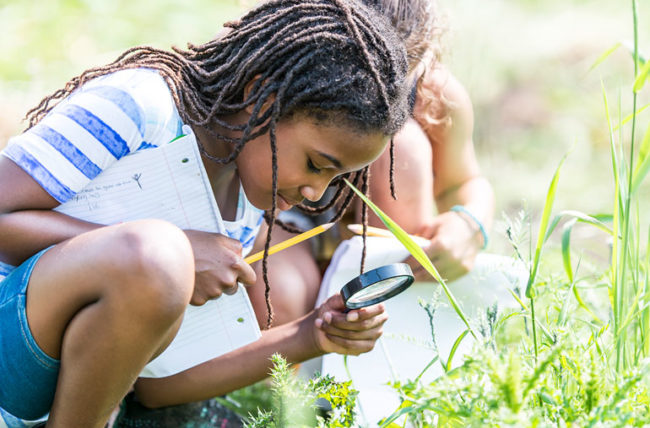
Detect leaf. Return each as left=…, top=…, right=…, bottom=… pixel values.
left=413, top=354, right=440, bottom=384
left=525, top=153, right=568, bottom=298
left=622, top=39, right=648, bottom=65
left=633, top=55, right=650, bottom=92
left=586, top=42, right=622, bottom=75
left=561, top=218, right=578, bottom=283
left=613, top=102, right=650, bottom=131
left=446, top=329, right=470, bottom=372
left=344, top=178, right=477, bottom=338
left=559, top=220, right=604, bottom=325
left=631, top=124, right=650, bottom=193
left=544, top=210, right=615, bottom=244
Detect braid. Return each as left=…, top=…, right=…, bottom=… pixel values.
left=359, top=166, right=371, bottom=274
left=261, top=124, right=279, bottom=329
left=389, top=137, right=398, bottom=199
left=26, top=0, right=409, bottom=328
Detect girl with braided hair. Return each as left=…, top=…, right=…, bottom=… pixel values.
left=248, top=0, right=495, bottom=327
left=0, top=0, right=409, bottom=426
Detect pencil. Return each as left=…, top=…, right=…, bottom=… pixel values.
left=347, top=224, right=395, bottom=238
left=347, top=224, right=430, bottom=246
left=244, top=222, right=335, bottom=264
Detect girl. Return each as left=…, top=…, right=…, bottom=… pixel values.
left=0, top=0, right=409, bottom=427
left=248, top=0, right=495, bottom=324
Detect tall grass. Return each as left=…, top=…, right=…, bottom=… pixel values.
left=243, top=2, right=650, bottom=426
left=607, top=0, right=650, bottom=372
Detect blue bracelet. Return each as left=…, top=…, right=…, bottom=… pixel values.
left=450, top=205, right=489, bottom=250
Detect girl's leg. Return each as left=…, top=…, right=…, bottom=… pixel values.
left=25, top=219, right=194, bottom=428
left=248, top=227, right=321, bottom=327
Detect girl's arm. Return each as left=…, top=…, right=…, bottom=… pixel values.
left=0, top=156, right=256, bottom=303
left=366, top=66, right=494, bottom=280
left=421, top=67, right=494, bottom=232
left=0, top=157, right=100, bottom=265
left=413, top=67, right=495, bottom=280
left=133, top=294, right=387, bottom=408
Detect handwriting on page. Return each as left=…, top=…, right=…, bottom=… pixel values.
left=56, top=136, right=221, bottom=232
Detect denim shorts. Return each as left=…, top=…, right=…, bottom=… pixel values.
left=0, top=248, right=59, bottom=421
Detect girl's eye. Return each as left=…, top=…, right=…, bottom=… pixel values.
left=307, top=158, right=321, bottom=174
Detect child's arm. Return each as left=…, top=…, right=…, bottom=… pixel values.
left=416, top=67, right=494, bottom=279
left=367, top=66, right=494, bottom=281
left=133, top=294, right=387, bottom=408
left=0, top=156, right=257, bottom=309
left=0, top=157, right=100, bottom=265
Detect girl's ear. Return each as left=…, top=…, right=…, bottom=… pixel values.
left=243, top=75, right=276, bottom=116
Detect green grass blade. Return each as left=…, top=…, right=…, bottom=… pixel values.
left=413, top=354, right=440, bottom=384
left=558, top=219, right=604, bottom=324
left=614, top=102, right=650, bottom=131
left=525, top=153, right=568, bottom=298
left=344, top=178, right=477, bottom=339
left=446, top=329, right=470, bottom=372
left=544, top=210, right=615, bottom=244
left=508, top=289, right=529, bottom=311
left=622, top=39, right=647, bottom=65
left=631, top=124, right=650, bottom=193
left=561, top=218, right=578, bottom=283
left=633, top=51, right=650, bottom=92
left=379, top=405, right=415, bottom=427
left=494, top=311, right=527, bottom=336
left=586, top=42, right=621, bottom=75
left=643, top=226, right=650, bottom=356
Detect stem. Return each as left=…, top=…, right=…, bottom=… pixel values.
left=530, top=297, right=538, bottom=361
left=617, top=0, right=640, bottom=372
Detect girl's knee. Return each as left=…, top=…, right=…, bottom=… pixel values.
left=103, top=220, right=194, bottom=317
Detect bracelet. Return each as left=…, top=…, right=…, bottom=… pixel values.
left=450, top=205, right=489, bottom=250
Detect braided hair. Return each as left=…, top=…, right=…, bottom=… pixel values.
left=25, top=0, right=410, bottom=327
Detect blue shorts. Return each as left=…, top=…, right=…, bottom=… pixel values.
left=0, top=248, right=59, bottom=421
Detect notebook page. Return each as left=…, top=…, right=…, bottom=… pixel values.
left=141, top=284, right=260, bottom=377
left=55, top=129, right=261, bottom=378
left=54, top=133, right=218, bottom=230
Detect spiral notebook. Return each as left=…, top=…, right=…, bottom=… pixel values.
left=54, top=126, right=261, bottom=378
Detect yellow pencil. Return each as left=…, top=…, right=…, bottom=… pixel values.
left=244, top=222, right=335, bottom=264
left=347, top=224, right=395, bottom=238
left=347, top=224, right=430, bottom=246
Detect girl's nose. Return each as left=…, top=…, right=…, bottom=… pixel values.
left=300, top=180, right=329, bottom=203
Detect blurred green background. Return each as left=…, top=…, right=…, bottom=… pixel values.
left=1, top=0, right=648, bottom=252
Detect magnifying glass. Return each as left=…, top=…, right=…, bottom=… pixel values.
left=341, top=263, right=415, bottom=309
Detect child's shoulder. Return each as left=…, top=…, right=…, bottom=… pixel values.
left=81, top=68, right=172, bottom=109
left=85, top=68, right=163, bottom=89
left=79, top=68, right=183, bottom=147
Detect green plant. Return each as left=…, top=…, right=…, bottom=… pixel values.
left=245, top=354, right=359, bottom=428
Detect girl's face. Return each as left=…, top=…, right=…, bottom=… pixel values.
left=235, top=117, right=388, bottom=211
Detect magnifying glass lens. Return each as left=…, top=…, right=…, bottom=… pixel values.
left=341, top=263, right=415, bottom=309
left=346, top=276, right=410, bottom=305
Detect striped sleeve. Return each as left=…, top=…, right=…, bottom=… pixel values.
left=2, top=72, right=154, bottom=203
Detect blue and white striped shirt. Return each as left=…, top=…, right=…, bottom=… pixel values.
left=0, top=68, right=263, bottom=280
left=3, top=68, right=182, bottom=202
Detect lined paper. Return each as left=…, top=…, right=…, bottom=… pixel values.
left=55, top=127, right=261, bottom=378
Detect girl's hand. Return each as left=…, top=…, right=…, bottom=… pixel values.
left=184, top=230, right=257, bottom=306
left=408, top=211, right=482, bottom=282
left=312, top=294, right=388, bottom=356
